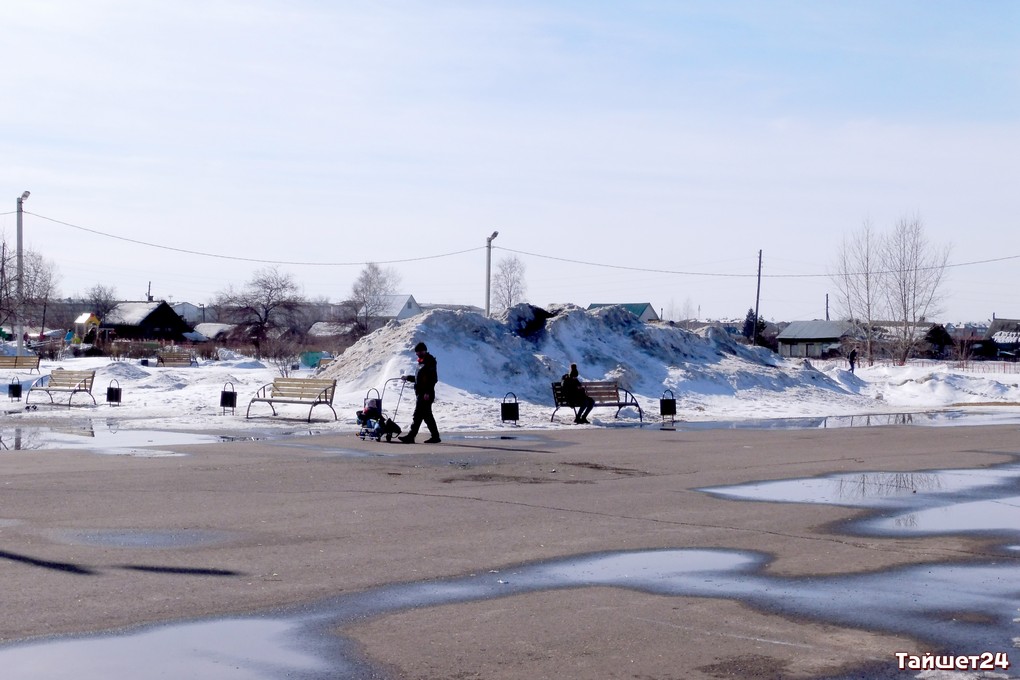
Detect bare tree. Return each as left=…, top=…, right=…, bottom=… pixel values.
left=0, top=239, right=61, bottom=334
left=349, top=262, right=400, bottom=334
left=881, top=216, right=950, bottom=364
left=22, top=250, right=61, bottom=333
left=491, top=255, right=527, bottom=312
left=830, top=219, right=883, bottom=365
left=85, top=283, right=118, bottom=321
left=215, top=267, right=305, bottom=357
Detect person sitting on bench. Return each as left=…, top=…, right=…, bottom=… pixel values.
left=561, top=363, right=595, bottom=424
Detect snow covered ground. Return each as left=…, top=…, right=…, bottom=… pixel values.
left=4, top=305, right=1020, bottom=434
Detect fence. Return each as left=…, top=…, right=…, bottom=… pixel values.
left=809, top=357, right=1020, bottom=375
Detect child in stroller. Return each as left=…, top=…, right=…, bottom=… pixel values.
left=356, top=390, right=402, bottom=442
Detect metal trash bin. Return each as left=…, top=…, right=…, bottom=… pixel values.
left=106, top=379, right=122, bottom=406
left=220, top=381, right=237, bottom=414
left=501, top=392, right=520, bottom=425
left=8, top=377, right=22, bottom=401
left=659, top=389, right=676, bottom=429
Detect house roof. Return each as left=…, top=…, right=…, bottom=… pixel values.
left=194, top=323, right=234, bottom=339
left=104, top=302, right=162, bottom=326
left=587, top=303, right=659, bottom=320
left=360, top=294, right=420, bottom=318
left=987, top=318, right=1020, bottom=339
left=308, top=321, right=356, bottom=336
left=776, top=320, right=856, bottom=341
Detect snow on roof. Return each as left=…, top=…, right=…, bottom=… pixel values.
left=194, top=323, right=235, bottom=338
left=104, top=302, right=161, bottom=325
left=309, top=321, right=355, bottom=336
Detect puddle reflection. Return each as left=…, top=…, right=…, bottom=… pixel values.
left=673, top=409, right=1020, bottom=431
left=0, top=421, right=228, bottom=451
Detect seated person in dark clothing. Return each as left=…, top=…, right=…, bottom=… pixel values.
left=561, top=363, right=595, bottom=424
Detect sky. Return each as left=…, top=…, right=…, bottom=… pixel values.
left=1, top=1, right=1018, bottom=324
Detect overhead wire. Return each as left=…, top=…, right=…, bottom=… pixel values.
left=24, top=210, right=1020, bottom=278
left=27, top=212, right=484, bottom=266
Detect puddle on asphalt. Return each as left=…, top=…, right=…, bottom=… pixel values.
left=666, top=408, right=1020, bottom=431
left=2, top=546, right=1018, bottom=679
left=5, top=425, right=1020, bottom=677
left=702, top=462, right=1020, bottom=541
left=0, top=421, right=228, bottom=452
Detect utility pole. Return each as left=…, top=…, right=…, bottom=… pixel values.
left=484, top=231, right=499, bottom=317
left=15, top=191, right=30, bottom=356
left=752, top=250, right=762, bottom=347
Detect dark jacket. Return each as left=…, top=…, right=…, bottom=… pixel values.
left=411, top=352, right=438, bottom=398
left=561, top=373, right=587, bottom=407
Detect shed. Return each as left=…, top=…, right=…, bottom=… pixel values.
left=776, top=320, right=858, bottom=359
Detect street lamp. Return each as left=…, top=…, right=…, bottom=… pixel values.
left=485, top=230, right=499, bottom=317
left=15, top=190, right=29, bottom=356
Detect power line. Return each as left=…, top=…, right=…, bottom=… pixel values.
left=500, top=246, right=1020, bottom=278
left=24, top=210, right=1020, bottom=278
left=27, top=212, right=483, bottom=266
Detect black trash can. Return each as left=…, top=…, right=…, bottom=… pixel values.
left=8, top=378, right=22, bottom=401
left=220, top=382, right=237, bottom=414
left=501, top=392, right=520, bottom=425
left=659, top=389, right=676, bottom=427
left=106, top=379, right=122, bottom=406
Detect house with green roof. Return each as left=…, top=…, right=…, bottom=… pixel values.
left=586, top=303, right=660, bottom=323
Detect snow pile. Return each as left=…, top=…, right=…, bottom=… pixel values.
left=3, top=305, right=1019, bottom=432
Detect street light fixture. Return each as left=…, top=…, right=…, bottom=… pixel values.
left=485, top=230, right=499, bottom=317
left=15, top=191, right=30, bottom=356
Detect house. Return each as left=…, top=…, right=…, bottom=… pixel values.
left=776, top=320, right=859, bottom=359
left=358, top=294, right=423, bottom=327
left=986, top=318, right=1020, bottom=358
left=586, top=303, right=660, bottom=323
left=172, top=302, right=210, bottom=325
left=101, top=301, right=193, bottom=341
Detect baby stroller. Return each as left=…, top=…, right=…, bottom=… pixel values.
left=356, top=378, right=408, bottom=442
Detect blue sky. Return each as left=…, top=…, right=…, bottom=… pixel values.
left=2, top=1, right=1017, bottom=323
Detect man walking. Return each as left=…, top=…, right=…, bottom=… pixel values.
left=398, top=342, right=441, bottom=444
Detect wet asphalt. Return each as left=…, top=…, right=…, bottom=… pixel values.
left=1, top=421, right=1018, bottom=679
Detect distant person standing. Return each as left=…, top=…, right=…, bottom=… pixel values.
left=398, top=342, right=441, bottom=444
left=848, top=348, right=858, bottom=374
left=562, top=363, right=595, bottom=424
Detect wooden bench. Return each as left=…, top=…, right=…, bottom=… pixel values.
left=246, top=377, right=338, bottom=422
left=27, top=370, right=97, bottom=407
left=550, top=380, right=643, bottom=422
left=157, top=351, right=198, bottom=367
left=0, top=355, right=41, bottom=373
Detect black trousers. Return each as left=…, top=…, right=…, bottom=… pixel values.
left=408, top=396, right=439, bottom=439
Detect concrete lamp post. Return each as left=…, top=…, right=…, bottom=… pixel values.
left=15, top=190, right=29, bottom=356
left=485, top=230, right=499, bottom=317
